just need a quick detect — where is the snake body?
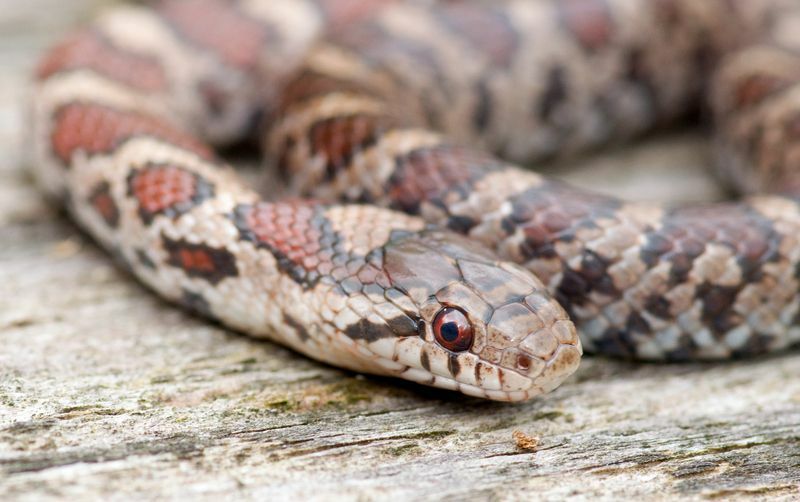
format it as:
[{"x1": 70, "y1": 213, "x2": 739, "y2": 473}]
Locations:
[{"x1": 31, "y1": 0, "x2": 800, "y2": 401}]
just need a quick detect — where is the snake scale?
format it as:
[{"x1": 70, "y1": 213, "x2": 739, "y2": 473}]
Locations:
[{"x1": 31, "y1": 0, "x2": 800, "y2": 401}]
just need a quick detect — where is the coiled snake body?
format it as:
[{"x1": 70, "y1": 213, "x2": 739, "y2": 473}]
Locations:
[{"x1": 31, "y1": 0, "x2": 800, "y2": 401}]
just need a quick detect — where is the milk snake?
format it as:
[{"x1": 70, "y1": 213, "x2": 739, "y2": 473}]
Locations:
[{"x1": 31, "y1": 0, "x2": 800, "y2": 401}]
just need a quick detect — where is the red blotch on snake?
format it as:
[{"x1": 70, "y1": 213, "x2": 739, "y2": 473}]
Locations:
[
  {"x1": 233, "y1": 202, "x2": 334, "y2": 277},
  {"x1": 388, "y1": 145, "x2": 499, "y2": 214},
  {"x1": 315, "y1": 0, "x2": 398, "y2": 29},
  {"x1": 163, "y1": 237, "x2": 238, "y2": 284},
  {"x1": 159, "y1": 0, "x2": 271, "y2": 69},
  {"x1": 558, "y1": 0, "x2": 613, "y2": 52},
  {"x1": 308, "y1": 114, "x2": 388, "y2": 179},
  {"x1": 36, "y1": 29, "x2": 167, "y2": 91},
  {"x1": 88, "y1": 182, "x2": 120, "y2": 228},
  {"x1": 128, "y1": 164, "x2": 214, "y2": 223},
  {"x1": 438, "y1": 4, "x2": 517, "y2": 68},
  {"x1": 735, "y1": 74, "x2": 791, "y2": 109},
  {"x1": 51, "y1": 103, "x2": 213, "y2": 164}
]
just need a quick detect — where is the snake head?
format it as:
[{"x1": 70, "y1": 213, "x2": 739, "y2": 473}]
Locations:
[{"x1": 338, "y1": 228, "x2": 582, "y2": 401}]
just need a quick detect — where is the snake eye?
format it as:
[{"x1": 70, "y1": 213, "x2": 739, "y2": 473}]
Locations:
[{"x1": 433, "y1": 307, "x2": 473, "y2": 352}]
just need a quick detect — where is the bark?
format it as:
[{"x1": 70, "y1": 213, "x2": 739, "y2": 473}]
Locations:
[{"x1": 1, "y1": 1, "x2": 799, "y2": 500}]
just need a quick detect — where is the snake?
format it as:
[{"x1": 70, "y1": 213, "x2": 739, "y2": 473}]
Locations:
[{"x1": 30, "y1": 0, "x2": 800, "y2": 402}]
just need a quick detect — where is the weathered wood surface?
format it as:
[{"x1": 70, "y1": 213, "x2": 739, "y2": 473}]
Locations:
[{"x1": 1, "y1": 1, "x2": 799, "y2": 500}]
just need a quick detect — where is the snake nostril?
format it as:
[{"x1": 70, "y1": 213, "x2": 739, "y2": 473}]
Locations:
[{"x1": 516, "y1": 354, "x2": 532, "y2": 371}]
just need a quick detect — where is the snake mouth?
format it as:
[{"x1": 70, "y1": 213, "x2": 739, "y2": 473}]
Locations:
[
  {"x1": 371, "y1": 228, "x2": 582, "y2": 401},
  {"x1": 388, "y1": 332, "x2": 583, "y2": 402}
]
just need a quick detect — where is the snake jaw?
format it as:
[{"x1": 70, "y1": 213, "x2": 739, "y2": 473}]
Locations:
[{"x1": 366, "y1": 228, "x2": 582, "y2": 401}]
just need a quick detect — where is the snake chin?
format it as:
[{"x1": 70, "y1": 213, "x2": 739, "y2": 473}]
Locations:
[{"x1": 350, "y1": 228, "x2": 583, "y2": 401}]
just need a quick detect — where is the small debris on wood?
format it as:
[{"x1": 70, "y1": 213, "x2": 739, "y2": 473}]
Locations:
[{"x1": 512, "y1": 430, "x2": 540, "y2": 452}]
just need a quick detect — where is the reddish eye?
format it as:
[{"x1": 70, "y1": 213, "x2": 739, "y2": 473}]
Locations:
[{"x1": 433, "y1": 307, "x2": 473, "y2": 352}]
